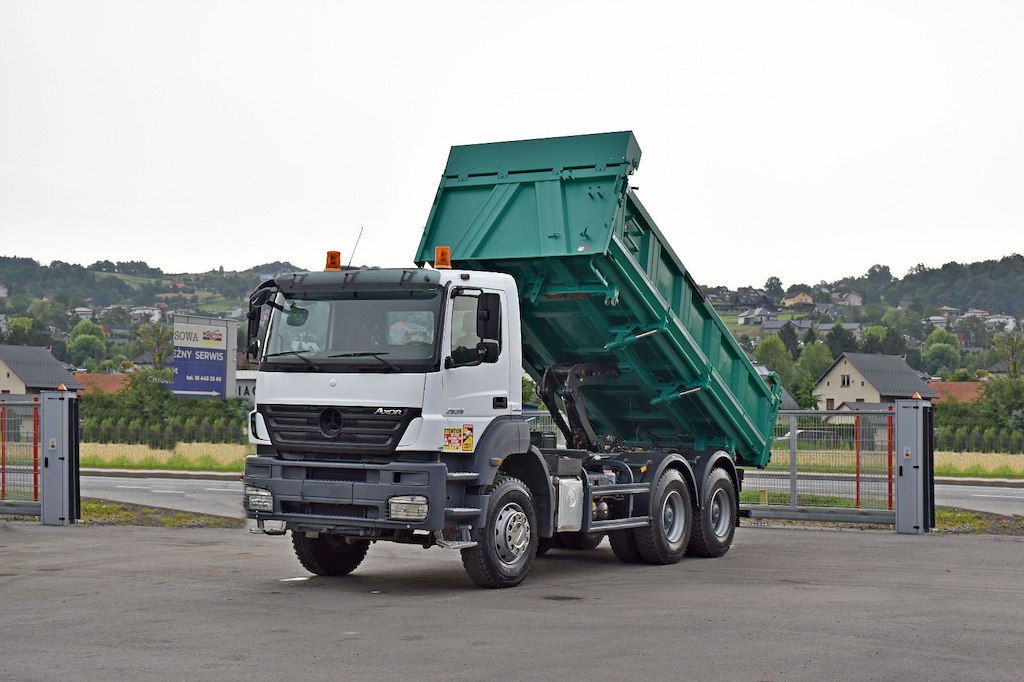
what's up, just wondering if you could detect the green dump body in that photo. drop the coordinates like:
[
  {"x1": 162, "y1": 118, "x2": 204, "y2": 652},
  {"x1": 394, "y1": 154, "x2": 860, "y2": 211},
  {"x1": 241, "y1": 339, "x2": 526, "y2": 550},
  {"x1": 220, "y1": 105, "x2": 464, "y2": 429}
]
[{"x1": 414, "y1": 132, "x2": 781, "y2": 467}]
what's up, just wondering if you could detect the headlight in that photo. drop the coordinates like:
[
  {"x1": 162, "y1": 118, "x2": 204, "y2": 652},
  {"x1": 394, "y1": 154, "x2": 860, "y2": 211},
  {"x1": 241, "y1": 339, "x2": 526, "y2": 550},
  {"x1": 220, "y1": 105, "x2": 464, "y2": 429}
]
[
  {"x1": 244, "y1": 486, "x2": 274, "y2": 512},
  {"x1": 388, "y1": 495, "x2": 428, "y2": 522}
]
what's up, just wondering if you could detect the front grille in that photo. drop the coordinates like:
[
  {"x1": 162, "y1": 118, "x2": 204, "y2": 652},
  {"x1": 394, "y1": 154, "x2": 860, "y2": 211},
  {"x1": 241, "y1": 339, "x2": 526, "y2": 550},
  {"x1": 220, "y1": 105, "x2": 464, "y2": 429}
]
[{"x1": 260, "y1": 404, "x2": 421, "y2": 457}]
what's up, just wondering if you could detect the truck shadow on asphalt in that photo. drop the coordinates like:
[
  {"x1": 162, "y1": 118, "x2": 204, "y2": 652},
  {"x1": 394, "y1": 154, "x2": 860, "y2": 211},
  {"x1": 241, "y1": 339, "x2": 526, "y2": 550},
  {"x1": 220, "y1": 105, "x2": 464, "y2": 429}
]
[{"x1": 261, "y1": 545, "x2": 696, "y2": 595}]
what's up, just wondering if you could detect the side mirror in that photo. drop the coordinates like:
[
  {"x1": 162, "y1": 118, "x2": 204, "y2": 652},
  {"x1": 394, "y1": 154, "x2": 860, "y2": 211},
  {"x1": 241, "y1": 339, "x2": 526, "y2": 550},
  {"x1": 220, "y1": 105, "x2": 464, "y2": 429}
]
[{"x1": 477, "y1": 293, "x2": 501, "y2": 340}]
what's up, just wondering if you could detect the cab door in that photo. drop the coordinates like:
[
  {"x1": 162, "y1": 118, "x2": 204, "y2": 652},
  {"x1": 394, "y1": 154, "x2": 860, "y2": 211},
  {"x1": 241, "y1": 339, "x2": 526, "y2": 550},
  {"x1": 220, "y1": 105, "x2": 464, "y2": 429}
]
[{"x1": 437, "y1": 288, "x2": 511, "y2": 454}]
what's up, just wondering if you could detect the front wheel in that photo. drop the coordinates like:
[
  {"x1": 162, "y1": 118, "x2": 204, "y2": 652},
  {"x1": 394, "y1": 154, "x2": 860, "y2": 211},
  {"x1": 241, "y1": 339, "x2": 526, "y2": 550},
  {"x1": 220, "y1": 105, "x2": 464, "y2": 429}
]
[
  {"x1": 687, "y1": 468, "x2": 737, "y2": 557},
  {"x1": 292, "y1": 532, "x2": 370, "y2": 576},
  {"x1": 633, "y1": 469, "x2": 693, "y2": 565},
  {"x1": 461, "y1": 475, "x2": 537, "y2": 588}
]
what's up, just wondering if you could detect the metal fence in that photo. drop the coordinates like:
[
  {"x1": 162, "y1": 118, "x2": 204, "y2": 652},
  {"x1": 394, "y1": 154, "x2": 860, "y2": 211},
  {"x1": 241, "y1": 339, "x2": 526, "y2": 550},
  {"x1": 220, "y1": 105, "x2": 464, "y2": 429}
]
[
  {"x1": 528, "y1": 407, "x2": 898, "y2": 524},
  {"x1": 742, "y1": 409, "x2": 896, "y2": 524},
  {"x1": 0, "y1": 396, "x2": 42, "y2": 515}
]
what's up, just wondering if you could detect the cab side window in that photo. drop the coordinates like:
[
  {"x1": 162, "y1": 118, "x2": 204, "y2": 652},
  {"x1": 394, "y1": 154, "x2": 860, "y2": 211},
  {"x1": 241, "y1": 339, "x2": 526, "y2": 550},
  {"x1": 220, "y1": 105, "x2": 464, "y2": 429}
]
[{"x1": 449, "y1": 292, "x2": 501, "y2": 365}]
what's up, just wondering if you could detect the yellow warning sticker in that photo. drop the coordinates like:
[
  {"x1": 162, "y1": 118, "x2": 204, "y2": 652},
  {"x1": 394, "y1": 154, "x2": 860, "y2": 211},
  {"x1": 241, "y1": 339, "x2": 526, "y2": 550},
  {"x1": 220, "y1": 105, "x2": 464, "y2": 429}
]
[{"x1": 442, "y1": 424, "x2": 475, "y2": 452}]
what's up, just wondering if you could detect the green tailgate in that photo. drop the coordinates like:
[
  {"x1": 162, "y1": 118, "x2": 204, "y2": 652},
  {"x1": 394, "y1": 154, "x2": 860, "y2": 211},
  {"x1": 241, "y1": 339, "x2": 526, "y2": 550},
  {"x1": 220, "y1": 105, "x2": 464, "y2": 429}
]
[{"x1": 415, "y1": 132, "x2": 781, "y2": 467}]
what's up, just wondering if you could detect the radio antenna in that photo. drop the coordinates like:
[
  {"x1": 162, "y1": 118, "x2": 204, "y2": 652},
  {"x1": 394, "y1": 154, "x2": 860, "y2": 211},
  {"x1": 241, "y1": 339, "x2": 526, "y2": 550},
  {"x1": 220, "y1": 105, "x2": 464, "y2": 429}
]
[{"x1": 346, "y1": 226, "x2": 365, "y2": 268}]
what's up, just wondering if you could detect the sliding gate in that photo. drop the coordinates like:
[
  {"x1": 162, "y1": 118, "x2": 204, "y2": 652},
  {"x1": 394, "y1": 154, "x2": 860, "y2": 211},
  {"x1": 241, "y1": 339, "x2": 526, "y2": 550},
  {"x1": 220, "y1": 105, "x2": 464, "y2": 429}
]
[{"x1": 741, "y1": 401, "x2": 934, "y2": 533}]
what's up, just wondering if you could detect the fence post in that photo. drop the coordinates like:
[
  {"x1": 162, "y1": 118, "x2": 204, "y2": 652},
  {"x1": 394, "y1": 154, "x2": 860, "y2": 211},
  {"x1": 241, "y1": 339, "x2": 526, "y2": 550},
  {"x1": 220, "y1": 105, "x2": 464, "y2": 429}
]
[
  {"x1": 789, "y1": 413, "x2": 798, "y2": 508},
  {"x1": 0, "y1": 403, "x2": 5, "y2": 499},
  {"x1": 887, "y1": 410, "x2": 894, "y2": 510},
  {"x1": 855, "y1": 414, "x2": 861, "y2": 508},
  {"x1": 33, "y1": 404, "x2": 40, "y2": 502},
  {"x1": 1, "y1": 406, "x2": 6, "y2": 500}
]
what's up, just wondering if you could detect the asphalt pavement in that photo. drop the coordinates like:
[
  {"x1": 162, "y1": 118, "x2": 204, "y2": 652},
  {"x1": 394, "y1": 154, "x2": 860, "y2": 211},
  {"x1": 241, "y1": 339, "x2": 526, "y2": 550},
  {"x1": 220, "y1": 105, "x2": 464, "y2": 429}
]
[{"x1": 1, "y1": 523, "x2": 1022, "y2": 681}]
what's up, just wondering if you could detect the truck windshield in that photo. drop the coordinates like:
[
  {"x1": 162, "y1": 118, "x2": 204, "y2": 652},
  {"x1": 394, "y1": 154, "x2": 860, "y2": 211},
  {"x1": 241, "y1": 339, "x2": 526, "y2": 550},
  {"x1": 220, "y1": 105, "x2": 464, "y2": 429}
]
[{"x1": 261, "y1": 288, "x2": 443, "y2": 373}]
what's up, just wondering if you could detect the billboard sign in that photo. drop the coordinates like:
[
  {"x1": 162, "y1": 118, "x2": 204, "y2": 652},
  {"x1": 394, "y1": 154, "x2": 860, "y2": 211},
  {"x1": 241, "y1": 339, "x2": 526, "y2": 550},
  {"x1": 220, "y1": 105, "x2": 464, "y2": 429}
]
[{"x1": 171, "y1": 317, "x2": 235, "y2": 398}]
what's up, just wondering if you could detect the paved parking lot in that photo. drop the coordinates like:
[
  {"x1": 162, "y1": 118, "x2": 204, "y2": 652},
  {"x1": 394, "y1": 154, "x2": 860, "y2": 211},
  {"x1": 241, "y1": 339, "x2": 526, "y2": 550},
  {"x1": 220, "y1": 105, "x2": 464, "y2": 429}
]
[{"x1": 1, "y1": 523, "x2": 1022, "y2": 681}]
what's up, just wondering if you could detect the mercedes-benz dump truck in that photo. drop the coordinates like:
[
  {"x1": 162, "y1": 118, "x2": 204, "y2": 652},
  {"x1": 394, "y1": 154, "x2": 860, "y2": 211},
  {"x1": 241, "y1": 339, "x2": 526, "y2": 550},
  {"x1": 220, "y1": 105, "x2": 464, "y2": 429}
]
[{"x1": 242, "y1": 131, "x2": 781, "y2": 588}]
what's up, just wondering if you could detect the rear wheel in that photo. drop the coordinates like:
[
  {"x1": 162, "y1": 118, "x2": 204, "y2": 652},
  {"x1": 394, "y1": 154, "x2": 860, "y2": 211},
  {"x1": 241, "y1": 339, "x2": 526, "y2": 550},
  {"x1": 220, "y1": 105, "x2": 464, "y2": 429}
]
[
  {"x1": 687, "y1": 468, "x2": 737, "y2": 558},
  {"x1": 634, "y1": 469, "x2": 692, "y2": 565},
  {"x1": 461, "y1": 475, "x2": 537, "y2": 588},
  {"x1": 558, "y1": 531, "x2": 605, "y2": 551},
  {"x1": 292, "y1": 532, "x2": 370, "y2": 576},
  {"x1": 609, "y1": 529, "x2": 644, "y2": 563},
  {"x1": 536, "y1": 534, "x2": 562, "y2": 557}
]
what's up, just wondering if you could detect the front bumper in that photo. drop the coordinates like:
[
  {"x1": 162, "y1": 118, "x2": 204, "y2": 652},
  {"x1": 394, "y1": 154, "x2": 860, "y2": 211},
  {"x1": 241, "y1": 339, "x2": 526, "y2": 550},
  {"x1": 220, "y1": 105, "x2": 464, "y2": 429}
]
[{"x1": 243, "y1": 455, "x2": 482, "y2": 534}]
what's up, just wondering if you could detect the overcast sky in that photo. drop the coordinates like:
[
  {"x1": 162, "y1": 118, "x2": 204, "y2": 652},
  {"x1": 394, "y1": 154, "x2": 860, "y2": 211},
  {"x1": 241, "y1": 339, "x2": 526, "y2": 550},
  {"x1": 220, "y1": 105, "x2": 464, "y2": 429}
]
[{"x1": 2, "y1": 1, "x2": 1021, "y2": 289}]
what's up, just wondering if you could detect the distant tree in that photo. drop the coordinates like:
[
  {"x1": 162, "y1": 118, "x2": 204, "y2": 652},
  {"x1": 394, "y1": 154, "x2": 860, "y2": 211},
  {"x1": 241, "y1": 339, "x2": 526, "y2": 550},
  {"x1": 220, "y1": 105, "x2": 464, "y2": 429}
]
[
  {"x1": 764, "y1": 276, "x2": 784, "y2": 300},
  {"x1": 68, "y1": 334, "x2": 107, "y2": 368},
  {"x1": 860, "y1": 325, "x2": 888, "y2": 354},
  {"x1": 87, "y1": 260, "x2": 117, "y2": 272},
  {"x1": 825, "y1": 324, "x2": 859, "y2": 358},
  {"x1": 946, "y1": 368, "x2": 978, "y2": 382},
  {"x1": 791, "y1": 375, "x2": 820, "y2": 410},
  {"x1": 979, "y1": 377, "x2": 1024, "y2": 430},
  {"x1": 785, "y1": 283, "x2": 813, "y2": 296},
  {"x1": 956, "y1": 316, "x2": 991, "y2": 348},
  {"x1": 70, "y1": 319, "x2": 106, "y2": 342},
  {"x1": 797, "y1": 341, "x2": 834, "y2": 384},
  {"x1": 754, "y1": 336, "x2": 796, "y2": 388},
  {"x1": 777, "y1": 322, "x2": 800, "y2": 360},
  {"x1": 880, "y1": 326, "x2": 907, "y2": 355},
  {"x1": 99, "y1": 307, "x2": 132, "y2": 328},
  {"x1": 802, "y1": 326, "x2": 818, "y2": 346},
  {"x1": 881, "y1": 307, "x2": 916, "y2": 338},
  {"x1": 3, "y1": 316, "x2": 35, "y2": 344},
  {"x1": 993, "y1": 331, "x2": 1024, "y2": 379},
  {"x1": 923, "y1": 343, "x2": 961, "y2": 376},
  {"x1": 28, "y1": 298, "x2": 72, "y2": 333},
  {"x1": 738, "y1": 334, "x2": 753, "y2": 353},
  {"x1": 138, "y1": 323, "x2": 173, "y2": 368},
  {"x1": 522, "y1": 374, "x2": 538, "y2": 406},
  {"x1": 925, "y1": 327, "x2": 960, "y2": 351},
  {"x1": 865, "y1": 264, "x2": 893, "y2": 286}
]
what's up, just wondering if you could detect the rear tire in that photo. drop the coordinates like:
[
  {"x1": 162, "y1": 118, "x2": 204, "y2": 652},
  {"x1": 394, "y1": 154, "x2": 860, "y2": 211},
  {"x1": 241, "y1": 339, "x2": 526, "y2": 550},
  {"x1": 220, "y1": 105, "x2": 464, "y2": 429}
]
[
  {"x1": 609, "y1": 529, "x2": 644, "y2": 563},
  {"x1": 292, "y1": 532, "x2": 370, "y2": 576},
  {"x1": 461, "y1": 475, "x2": 537, "y2": 588},
  {"x1": 536, "y1": 534, "x2": 561, "y2": 557},
  {"x1": 558, "y1": 531, "x2": 605, "y2": 551},
  {"x1": 687, "y1": 468, "x2": 737, "y2": 558},
  {"x1": 634, "y1": 469, "x2": 692, "y2": 565}
]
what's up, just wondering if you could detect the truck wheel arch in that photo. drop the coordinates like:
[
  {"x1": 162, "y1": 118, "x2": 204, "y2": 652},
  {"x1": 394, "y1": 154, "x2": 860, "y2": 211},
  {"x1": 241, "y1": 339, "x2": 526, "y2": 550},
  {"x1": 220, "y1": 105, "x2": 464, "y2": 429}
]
[{"x1": 497, "y1": 448, "x2": 554, "y2": 539}]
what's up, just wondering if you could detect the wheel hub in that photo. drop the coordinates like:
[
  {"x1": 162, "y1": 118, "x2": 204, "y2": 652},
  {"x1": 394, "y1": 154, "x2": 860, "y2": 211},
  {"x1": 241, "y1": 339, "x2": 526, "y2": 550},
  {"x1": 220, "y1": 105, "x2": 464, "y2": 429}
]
[
  {"x1": 661, "y1": 490, "x2": 685, "y2": 543},
  {"x1": 710, "y1": 489, "x2": 732, "y2": 540},
  {"x1": 494, "y1": 503, "x2": 530, "y2": 564}
]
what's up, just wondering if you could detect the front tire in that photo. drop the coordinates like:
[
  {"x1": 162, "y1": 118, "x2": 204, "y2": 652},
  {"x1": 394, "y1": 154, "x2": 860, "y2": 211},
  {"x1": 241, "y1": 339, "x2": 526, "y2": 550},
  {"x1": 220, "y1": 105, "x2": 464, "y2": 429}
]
[
  {"x1": 687, "y1": 468, "x2": 737, "y2": 557},
  {"x1": 634, "y1": 469, "x2": 693, "y2": 565},
  {"x1": 292, "y1": 532, "x2": 370, "y2": 576},
  {"x1": 461, "y1": 475, "x2": 537, "y2": 588}
]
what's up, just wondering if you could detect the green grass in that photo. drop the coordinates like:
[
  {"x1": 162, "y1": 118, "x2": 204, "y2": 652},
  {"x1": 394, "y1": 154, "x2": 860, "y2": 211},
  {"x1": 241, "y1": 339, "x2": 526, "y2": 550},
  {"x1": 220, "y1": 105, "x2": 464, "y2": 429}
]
[
  {"x1": 79, "y1": 499, "x2": 243, "y2": 528},
  {"x1": 79, "y1": 452, "x2": 245, "y2": 472},
  {"x1": 93, "y1": 271, "x2": 162, "y2": 289},
  {"x1": 739, "y1": 491, "x2": 890, "y2": 509}
]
